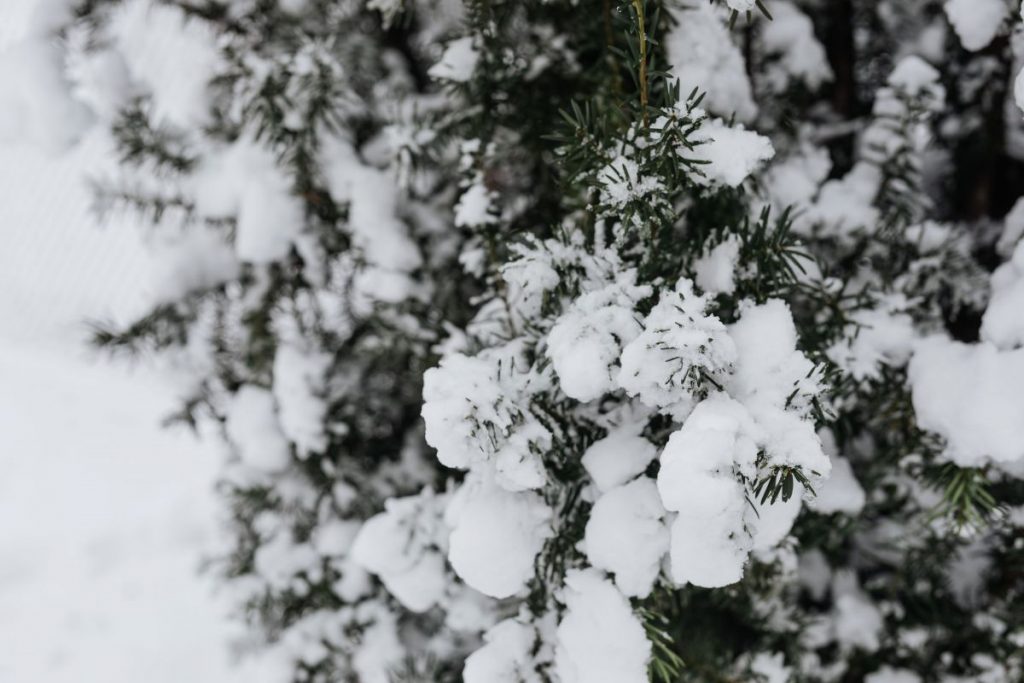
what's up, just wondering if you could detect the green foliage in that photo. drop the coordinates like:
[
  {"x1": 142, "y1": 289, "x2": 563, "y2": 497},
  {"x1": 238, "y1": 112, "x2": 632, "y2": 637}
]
[
  {"x1": 753, "y1": 463, "x2": 817, "y2": 506},
  {"x1": 111, "y1": 100, "x2": 197, "y2": 172},
  {"x1": 926, "y1": 463, "x2": 1001, "y2": 533},
  {"x1": 66, "y1": 0, "x2": 1024, "y2": 681},
  {"x1": 640, "y1": 606, "x2": 686, "y2": 683}
]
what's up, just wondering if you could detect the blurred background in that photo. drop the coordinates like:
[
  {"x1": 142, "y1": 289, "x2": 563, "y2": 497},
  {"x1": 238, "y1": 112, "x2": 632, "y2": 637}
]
[{"x1": 0, "y1": 4, "x2": 274, "y2": 682}]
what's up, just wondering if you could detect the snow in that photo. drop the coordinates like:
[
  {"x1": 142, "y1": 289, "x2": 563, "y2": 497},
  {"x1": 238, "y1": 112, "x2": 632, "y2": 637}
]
[
  {"x1": 546, "y1": 271, "x2": 651, "y2": 401},
  {"x1": 0, "y1": 0, "x2": 92, "y2": 151},
  {"x1": 906, "y1": 220, "x2": 955, "y2": 252},
  {"x1": 311, "y1": 519, "x2": 361, "y2": 557},
  {"x1": 463, "y1": 619, "x2": 542, "y2": 683},
  {"x1": 1016, "y1": 61, "x2": 1024, "y2": 119},
  {"x1": 146, "y1": 224, "x2": 240, "y2": 304},
  {"x1": 750, "y1": 652, "x2": 792, "y2": 683},
  {"x1": 320, "y1": 134, "x2": 422, "y2": 302},
  {"x1": 0, "y1": 133, "x2": 151, "y2": 343},
  {"x1": 224, "y1": 385, "x2": 292, "y2": 474},
  {"x1": 798, "y1": 549, "x2": 832, "y2": 601},
  {"x1": 444, "y1": 469, "x2": 553, "y2": 599},
  {"x1": 14, "y1": 0, "x2": 77, "y2": 36},
  {"x1": 454, "y1": 179, "x2": 498, "y2": 226},
  {"x1": 584, "y1": 477, "x2": 669, "y2": 597},
  {"x1": 252, "y1": 530, "x2": 320, "y2": 590},
  {"x1": 654, "y1": 302, "x2": 829, "y2": 588},
  {"x1": 751, "y1": 485, "x2": 803, "y2": 552},
  {"x1": 729, "y1": 300, "x2": 822, "y2": 415},
  {"x1": 581, "y1": 426, "x2": 658, "y2": 493},
  {"x1": 277, "y1": 0, "x2": 310, "y2": 14},
  {"x1": 944, "y1": 0, "x2": 1007, "y2": 52},
  {"x1": 832, "y1": 572, "x2": 884, "y2": 652},
  {"x1": 350, "y1": 605, "x2": 404, "y2": 683},
  {"x1": 808, "y1": 454, "x2": 866, "y2": 516},
  {"x1": 727, "y1": 300, "x2": 829, "y2": 474},
  {"x1": 887, "y1": 55, "x2": 943, "y2": 98},
  {"x1": 500, "y1": 242, "x2": 562, "y2": 323},
  {"x1": 908, "y1": 337, "x2": 1024, "y2": 466},
  {"x1": 0, "y1": 114, "x2": 277, "y2": 680},
  {"x1": 694, "y1": 118, "x2": 775, "y2": 188},
  {"x1": 665, "y1": 3, "x2": 757, "y2": 122},
  {"x1": 657, "y1": 394, "x2": 758, "y2": 587},
  {"x1": 766, "y1": 143, "x2": 832, "y2": 211},
  {"x1": 331, "y1": 560, "x2": 373, "y2": 602},
  {"x1": 428, "y1": 36, "x2": 479, "y2": 82},
  {"x1": 828, "y1": 300, "x2": 917, "y2": 380},
  {"x1": 367, "y1": 0, "x2": 405, "y2": 24},
  {"x1": 191, "y1": 137, "x2": 305, "y2": 264},
  {"x1": 598, "y1": 155, "x2": 663, "y2": 209},
  {"x1": 749, "y1": 405, "x2": 828, "y2": 479},
  {"x1": 268, "y1": 609, "x2": 345, "y2": 668},
  {"x1": 10, "y1": 0, "x2": 1024, "y2": 677},
  {"x1": 0, "y1": 38, "x2": 93, "y2": 151},
  {"x1": 807, "y1": 162, "x2": 882, "y2": 236},
  {"x1": 554, "y1": 570, "x2": 651, "y2": 683},
  {"x1": 980, "y1": 240, "x2": 1024, "y2": 350},
  {"x1": 107, "y1": 0, "x2": 221, "y2": 128},
  {"x1": 443, "y1": 584, "x2": 499, "y2": 634},
  {"x1": 272, "y1": 342, "x2": 331, "y2": 457},
  {"x1": 761, "y1": 2, "x2": 832, "y2": 90},
  {"x1": 694, "y1": 236, "x2": 740, "y2": 295},
  {"x1": 866, "y1": 668, "x2": 923, "y2": 683},
  {"x1": 422, "y1": 349, "x2": 550, "y2": 490},
  {"x1": 618, "y1": 278, "x2": 737, "y2": 418},
  {"x1": 492, "y1": 418, "x2": 551, "y2": 491},
  {"x1": 350, "y1": 490, "x2": 448, "y2": 613},
  {"x1": 724, "y1": 0, "x2": 756, "y2": 11},
  {"x1": 0, "y1": 343, "x2": 282, "y2": 683},
  {"x1": 423, "y1": 352, "x2": 503, "y2": 470},
  {"x1": 998, "y1": 196, "x2": 1024, "y2": 257}
]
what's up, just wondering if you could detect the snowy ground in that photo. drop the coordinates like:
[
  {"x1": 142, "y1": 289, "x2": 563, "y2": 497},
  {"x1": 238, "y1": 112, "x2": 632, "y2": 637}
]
[
  {"x1": 0, "y1": 156, "x2": 279, "y2": 683},
  {"x1": 0, "y1": 12, "x2": 272, "y2": 677},
  {"x1": 0, "y1": 340, "x2": 252, "y2": 683}
]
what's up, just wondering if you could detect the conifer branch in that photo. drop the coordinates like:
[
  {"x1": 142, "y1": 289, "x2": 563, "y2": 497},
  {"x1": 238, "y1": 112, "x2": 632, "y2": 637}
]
[{"x1": 629, "y1": 0, "x2": 649, "y2": 126}]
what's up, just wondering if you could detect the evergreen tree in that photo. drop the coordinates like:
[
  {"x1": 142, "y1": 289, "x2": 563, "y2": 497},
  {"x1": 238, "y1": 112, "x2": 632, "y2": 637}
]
[{"x1": 18, "y1": 0, "x2": 1024, "y2": 681}]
